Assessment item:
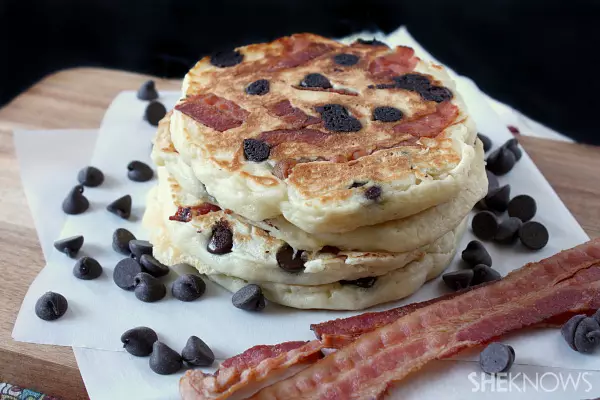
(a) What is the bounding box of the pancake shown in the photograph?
[168,33,478,233]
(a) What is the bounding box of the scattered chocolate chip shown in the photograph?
[561,315,586,351]
[364,186,382,201]
[243,138,270,162]
[121,326,158,357]
[333,53,359,66]
[485,184,511,213]
[35,292,68,321]
[507,194,537,222]
[134,272,167,302]
[245,79,270,95]
[316,104,362,132]
[207,223,233,255]
[372,106,403,122]
[461,240,492,267]
[144,101,167,126]
[210,50,243,68]
[593,309,600,324]
[73,256,103,280]
[472,264,502,285]
[355,38,388,47]
[77,166,104,187]
[495,217,522,244]
[53,235,84,258]
[127,161,154,182]
[472,211,499,240]
[486,146,516,176]
[479,343,515,374]
[420,86,453,103]
[129,240,153,260]
[349,181,367,188]
[149,341,183,375]
[300,73,332,89]
[139,254,170,278]
[232,284,266,311]
[107,195,132,219]
[519,221,549,250]
[486,170,499,192]
[276,244,306,273]
[113,228,136,255]
[505,138,522,161]
[392,74,431,91]
[62,185,89,215]
[172,274,206,302]
[137,80,159,101]
[478,133,492,153]
[340,277,378,288]
[113,258,143,290]
[182,336,215,367]
[562,315,600,353]
[442,270,474,291]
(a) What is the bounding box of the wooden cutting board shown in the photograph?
[0,68,598,400]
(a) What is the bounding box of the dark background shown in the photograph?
[1,0,599,144]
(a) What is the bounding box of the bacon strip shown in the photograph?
[267,100,320,129]
[267,37,334,71]
[257,128,330,147]
[393,101,458,137]
[369,46,419,78]
[251,239,600,399]
[169,204,221,222]
[180,341,323,400]
[176,94,249,132]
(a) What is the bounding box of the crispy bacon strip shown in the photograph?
[393,101,458,137]
[169,204,221,222]
[369,46,419,78]
[180,341,323,400]
[267,37,334,71]
[251,239,600,399]
[267,100,320,129]
[176,94,249,132]
[257,128,330,147]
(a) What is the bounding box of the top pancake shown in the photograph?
[170,33,477,233]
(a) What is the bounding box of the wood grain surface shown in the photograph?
[0,68,598,399]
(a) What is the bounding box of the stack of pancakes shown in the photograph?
[145,34,487,310]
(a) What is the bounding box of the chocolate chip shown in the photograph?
[442,270,474,291]
[315,104,362,132]
[276,244,306,273]
[472,264,502,285]
[372,106,403,122]
[172,274,206,302]
[73,256,103,280]
[207,223,233,255]
[181,336,215,367]
[77,166,104,187]
[139,254,170,278]
[519,221,549,250]
[127,161,154,182]
[210,50,243,68]
[340,277,378,288]
[485,184,511,213]
[505,138,522,161]
[461,240,492,267]
[333,53,359,66]
[471,211,499,240]
[508,194,537,222]
[486,170,499,192]
[355,38,388,47]
[392,74,431,91]
[364,186,382,201]
[107,195,132,219]
[53,235,84,258]
[243,139,270,162]
[420,86,453,103]
[62,185,89,215]
[300,73,332,89]
[561,315,586,351]
[478,133,492,153]
[113,258,143,290]
[349,181,367,188]
[593,309,600,324]
[137,80,159,101]
[113,228,136,255]
[495,217,522,244]
[35,292,68,321]
[149,341,183,375]
[245,79,270,95]
[486,146,516,176]
[129,240,153,260]
[232,284,266,311]
[479,343,515,374]
[121,326,158,357]
[144,101,167,126]
[561,315,600,353]
[134,272,167,302]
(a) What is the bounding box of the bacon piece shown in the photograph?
[267,37,334,71]
[272,159,298,180]
[169,203,221,222]
[369,46,419,78]
[175,94,249,132]
[257,128,330,147]
[180,341,323,400]
[393,101,458,137]
[267,100,320,129]
[251,239,600,399]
